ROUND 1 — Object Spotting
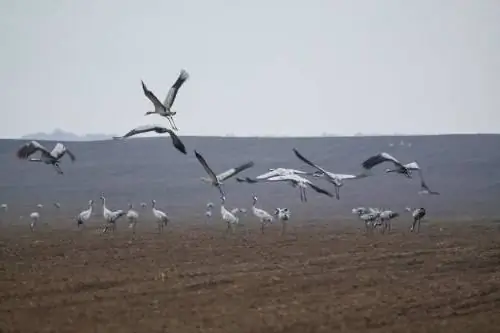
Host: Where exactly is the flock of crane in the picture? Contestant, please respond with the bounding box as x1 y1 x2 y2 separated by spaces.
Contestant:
7 69 439 235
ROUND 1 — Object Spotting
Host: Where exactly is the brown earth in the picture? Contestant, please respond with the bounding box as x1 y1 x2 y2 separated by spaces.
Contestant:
1 221 500 333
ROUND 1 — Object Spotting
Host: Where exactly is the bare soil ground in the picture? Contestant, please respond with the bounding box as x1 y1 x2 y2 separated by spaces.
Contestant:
1 221 500 333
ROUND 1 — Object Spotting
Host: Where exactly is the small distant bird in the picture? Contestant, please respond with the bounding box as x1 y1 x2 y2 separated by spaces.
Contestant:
16 141 76 174
194 150 254 199
361 152 418 178
378 210 399 233
113 124 187 155
0 204 7 212
406 207 426 233
140 202 147 209
100 194 126 233
220 196 239 234
152 199 169 233
77 200 94 228
29 211 40 231
293 148 363 199
274 208 291 235
251 195 274 234
126 203 139 233
53 202 61 209
205 202 214 219
142 69 190 131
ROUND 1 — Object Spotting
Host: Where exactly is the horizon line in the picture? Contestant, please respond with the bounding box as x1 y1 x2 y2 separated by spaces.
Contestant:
1 132 499 142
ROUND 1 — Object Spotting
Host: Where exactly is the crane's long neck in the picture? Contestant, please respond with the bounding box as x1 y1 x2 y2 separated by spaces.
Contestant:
101 198 110 214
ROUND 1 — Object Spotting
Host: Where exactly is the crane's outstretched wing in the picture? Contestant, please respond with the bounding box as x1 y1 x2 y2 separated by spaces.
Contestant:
362 152 403 170
418 170 440 195
307 182 334 198
403 161 420 170
255 169 281 180
293 148 328 174
163 69 190 109
217 161 255 181
194 150 219 183
165 129 187 155
114 125 166 139
16 141 50 159
141 80 166 111
51 143 76 162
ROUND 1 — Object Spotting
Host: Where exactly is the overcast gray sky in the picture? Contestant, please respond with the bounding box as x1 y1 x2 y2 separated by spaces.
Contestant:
0 0 498 138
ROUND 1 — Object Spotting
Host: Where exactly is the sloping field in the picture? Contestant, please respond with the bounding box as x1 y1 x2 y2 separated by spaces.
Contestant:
1 221 499 333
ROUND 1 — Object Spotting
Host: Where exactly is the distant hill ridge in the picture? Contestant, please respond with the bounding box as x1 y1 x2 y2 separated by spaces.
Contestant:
21 129 116 142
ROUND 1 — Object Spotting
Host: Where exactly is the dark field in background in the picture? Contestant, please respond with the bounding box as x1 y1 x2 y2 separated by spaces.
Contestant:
0 134 499 222
1 222 500 333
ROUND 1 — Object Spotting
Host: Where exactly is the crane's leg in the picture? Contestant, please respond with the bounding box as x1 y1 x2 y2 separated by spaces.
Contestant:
417 218 421 233
281 221 286 236
169 116 179 131
261 222 265 234
335 186 340 200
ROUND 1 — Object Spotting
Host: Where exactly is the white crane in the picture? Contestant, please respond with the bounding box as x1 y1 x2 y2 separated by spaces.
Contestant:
205 202 214 220
352 207 380 232
274 208 291 235
142 69 190 130
140 202 147 209
36 204 44 209
251 195 274 234
126 203 139 233
241 174 333 202
100 194 126 233
194 150 254 199
77 200 93 228
113 125 187 155
236 168 310 183
361 152 418 178
1 204 8 212
151 200 169 233
16 141 76 174
255 168 310 180
220 196 239 234
406 207 426 233
29 211 40 232
293 148 364 199
378 210 399 233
